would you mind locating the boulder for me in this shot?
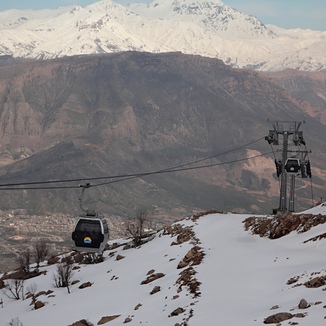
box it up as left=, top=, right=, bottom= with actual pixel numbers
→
left=298, top=298, right=310, bottom=309
left=264, top=312, right=293, bottom=324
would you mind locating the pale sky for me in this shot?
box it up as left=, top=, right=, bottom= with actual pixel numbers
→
left=0, top=0, right=325, bottom=31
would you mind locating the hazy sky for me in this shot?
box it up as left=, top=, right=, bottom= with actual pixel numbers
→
left=0, top=0, right=325, bottom=31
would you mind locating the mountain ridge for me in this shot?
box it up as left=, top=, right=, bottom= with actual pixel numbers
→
left=0, top=0, right=325, bottom=71
left=0, top=51, right=324, bottom=218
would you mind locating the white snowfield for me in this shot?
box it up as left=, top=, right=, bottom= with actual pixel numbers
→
left=1, top=203, right=326, bottom=325
left=0, top=0, right=325, bottom=71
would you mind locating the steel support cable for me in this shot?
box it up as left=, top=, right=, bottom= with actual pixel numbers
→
left=0, top=150, right=273, bottom=191
left=0, top=136, right=266, bottom=189
left=91, top=150, right=274, bottom=188
left=304, top=144, right=315, bottom=207
left=269, top=142, right=281, bottom=188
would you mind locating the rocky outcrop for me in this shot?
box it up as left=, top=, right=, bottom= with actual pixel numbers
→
left=140, top=272, right=165, bottom=285
left=243, top=212, right=326, bottom=239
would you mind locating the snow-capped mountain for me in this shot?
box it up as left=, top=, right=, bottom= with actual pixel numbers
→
left=0, top=0, right=325, bottom=71
left=1, top=205, right=326, bottom=325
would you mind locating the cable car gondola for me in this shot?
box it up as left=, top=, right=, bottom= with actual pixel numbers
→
left=72, top=212, right=109, bottom=253
left=285, top=158, right=301, bottom=174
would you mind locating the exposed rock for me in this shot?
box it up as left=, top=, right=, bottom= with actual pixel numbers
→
left=176, top=267, right=201, bottom=297
left=177, top=260, right=189, bottom=269
left=169, top=307, right=185, bottom=317
left=79, top=281, right=93, bottom=289
left=123, top=244, right=132, bottom=251
left=70, top=320, right=91, bottom=326
left=177, top=246, right=205, bottom=269
left=73, top=265, right=81, bottom=270
left=270, top=305, right=279, bottom=310
left=34, top=289, right=53, bottom=298
left=123, top=317, right=132, bottom=323
left=244, top=213, right=326, bottom=239
left=97, top=315, right=120, bottom=324
left=298, top=298, right=310, bottom=309
left=34, top=300, right=45, bottom=310
left=107, top=242, right=125, bottom=250
left=287, top=276, right=299, bottom=285
left=150, top=286, right=161, bottom=295
left=73, top=253, right=84, bottom=264
left=141, top=273, right=165, bottom=285
left=171, top=226, right=194, bottom=245
left=294, top=313, right=306, bottom=318
left=35, top=290, right=47, bottom=298
left=1, top=269, right=42, bottom=281
left=0, top=279, right=5, bottom=289
left=304, top=232, right=326, bottom=243
left=134, top=303, right=142, bottom=310
left=304, top=276, right=326, bottom=288
left=147, top=269, right=155, bottom=275
left=191, top=210, right=221, bottom=221
left=264, top=312, right=293, bottom=324
left=116, top=254, right=125, bottom=261
left=48, top=256, right=60, bottom=265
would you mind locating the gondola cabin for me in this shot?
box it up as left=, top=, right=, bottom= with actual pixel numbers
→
left=285, top=158, right=301, bottom=174
left=72, top=213, right=109, bottom=253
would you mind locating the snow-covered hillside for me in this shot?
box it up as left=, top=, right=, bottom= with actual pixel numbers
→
left=0, top=0, right=325, bottom=71
left=1, top=204, right=326, bottom=325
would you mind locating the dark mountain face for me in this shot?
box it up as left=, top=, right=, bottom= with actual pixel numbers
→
left=0, top=52, right=324, bottom=220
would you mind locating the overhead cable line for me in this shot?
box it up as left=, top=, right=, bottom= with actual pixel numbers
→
left=304, top=143, right=315, bottom=207
left=0, top=136, right=266, bottom=190
left=91, top=150, right=273, bottom=188
left=90, top=136, right=266, bottom=187
left=0, top=150, right=272, bottom=190
left=0, top=136, right=265, bottom=188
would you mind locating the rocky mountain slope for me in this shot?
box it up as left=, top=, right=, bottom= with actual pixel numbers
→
left=261, top=69, right=326, bottom=125
left=0, top=0, right=325, bottom=71
left=0, top=51, right=324, bottom=220
left=1, top=206, right=326, bottom=325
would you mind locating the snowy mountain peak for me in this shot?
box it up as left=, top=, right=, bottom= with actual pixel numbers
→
left=157, top=0, right=236, bottom=16
left=0, top=0, right=325, bottom=71
left=86, top=0, right=123, bottom=11
left=130, top=0, right=276, bottom=38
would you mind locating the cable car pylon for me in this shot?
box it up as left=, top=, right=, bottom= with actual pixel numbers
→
left=265, top=121, right=311, bottom=214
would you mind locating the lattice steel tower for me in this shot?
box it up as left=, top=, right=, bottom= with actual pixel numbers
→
left=265, top=121, right=311, bottom=213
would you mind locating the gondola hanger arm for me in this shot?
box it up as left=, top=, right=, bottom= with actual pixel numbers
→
left=79, top=182, right=92, bottom=213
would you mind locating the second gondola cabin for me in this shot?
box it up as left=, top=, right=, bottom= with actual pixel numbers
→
left=72, top=213, right=109, bottom=253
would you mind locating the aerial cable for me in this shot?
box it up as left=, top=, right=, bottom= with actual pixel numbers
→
left=269, top=142, right=281, bottom=191
left=0, top=136, right=265, bottom=189
left=91, top=150, right=273, bottom=188
left=0, top=184, right=81, bottom=191
left=0, top=150, right=273, bottom=190
left=304, top=144, right=315, bottom=207
left=90, top=136, right=267, bottom=187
